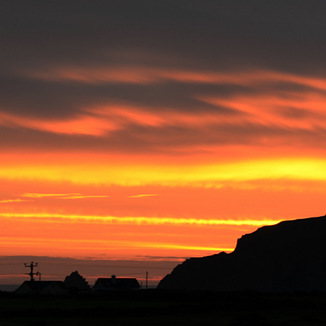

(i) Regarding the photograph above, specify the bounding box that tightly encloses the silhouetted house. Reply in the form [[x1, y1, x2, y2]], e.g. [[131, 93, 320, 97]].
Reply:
[[15, 281, 67, 295], [64, 271, 90, 293], [93, 275, 140, 292]]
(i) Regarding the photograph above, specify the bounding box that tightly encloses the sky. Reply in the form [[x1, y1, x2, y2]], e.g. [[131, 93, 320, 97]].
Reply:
[[2, 0, 326, 286]]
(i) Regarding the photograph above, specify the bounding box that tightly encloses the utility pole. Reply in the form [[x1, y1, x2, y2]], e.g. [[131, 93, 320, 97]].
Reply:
[[146, 271, 148, 289], [24, 261, 38, 281]]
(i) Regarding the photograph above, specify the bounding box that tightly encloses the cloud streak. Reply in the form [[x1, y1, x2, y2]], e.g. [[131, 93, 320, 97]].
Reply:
[[1, 158, 326, 187], [0, 199, 27, 204], [1, 68, 326, 155], [22, 193, 109, 200], [0, 212, 281, 227]]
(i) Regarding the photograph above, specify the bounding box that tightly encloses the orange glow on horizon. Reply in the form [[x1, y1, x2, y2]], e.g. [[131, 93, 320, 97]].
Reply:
[[0, 237, 233, 253]]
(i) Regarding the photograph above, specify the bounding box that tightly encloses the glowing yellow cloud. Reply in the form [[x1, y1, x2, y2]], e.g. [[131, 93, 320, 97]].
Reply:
[[22, 193, 109, 199], [128, 242, 234, 252], [0, 212, 281, 227], [1, 158, 326, 187], [0, 199, 27, 204], [0, 236, 233, 253], [22, 193, 81, 198], [129, 194, 158, 198], [61, 195, 109, 199]]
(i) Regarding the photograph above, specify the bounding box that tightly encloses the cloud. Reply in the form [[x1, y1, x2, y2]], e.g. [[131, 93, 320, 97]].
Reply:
[[1, 67, 326, 155], [2, 1, 326, 73], [0, 106, 114, 138], [61, 195, 109, 200], [22, 193, 109, 200], [0, 199, 27, 204], [22, 193, 82, 198], [1, 157, 326, 188], [201, 92, 326, 130], [129, 194, 158, 198], [1, 0, 326, 123], [0, 211, 281, 227]]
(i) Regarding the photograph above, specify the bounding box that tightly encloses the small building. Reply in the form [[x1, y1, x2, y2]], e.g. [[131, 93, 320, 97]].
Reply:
[[93, 275, 140, 292], [15, 281, 68, 295], [64, 271, 90, 293]]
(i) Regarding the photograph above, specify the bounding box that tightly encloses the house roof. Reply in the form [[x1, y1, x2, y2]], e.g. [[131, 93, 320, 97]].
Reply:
[[15, 281, 66, 293]]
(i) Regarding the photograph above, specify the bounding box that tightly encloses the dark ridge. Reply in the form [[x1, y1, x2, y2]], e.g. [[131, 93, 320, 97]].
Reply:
[[158, 215, 326, 291]]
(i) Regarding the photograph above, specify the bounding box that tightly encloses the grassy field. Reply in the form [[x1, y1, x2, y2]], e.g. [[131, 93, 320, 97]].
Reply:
[[1, 290, 326, 325]]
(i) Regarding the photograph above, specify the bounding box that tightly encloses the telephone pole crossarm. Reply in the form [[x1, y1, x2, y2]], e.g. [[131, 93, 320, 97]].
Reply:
[[24, 261, 39, 282]]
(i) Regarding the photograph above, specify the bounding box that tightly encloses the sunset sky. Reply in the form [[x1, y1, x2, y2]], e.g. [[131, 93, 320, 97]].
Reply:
[[2, 1, 326, 286]]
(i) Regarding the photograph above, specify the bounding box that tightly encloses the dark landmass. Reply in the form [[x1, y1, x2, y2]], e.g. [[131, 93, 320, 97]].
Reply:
[[2, 290, 326, 325], [3, 216, 326, 325], [158, 215, 326, 291]]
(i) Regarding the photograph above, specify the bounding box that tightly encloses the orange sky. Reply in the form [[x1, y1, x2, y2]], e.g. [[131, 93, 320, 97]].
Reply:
[[2, 148, 326, 284], [2, 1, 326, 286]]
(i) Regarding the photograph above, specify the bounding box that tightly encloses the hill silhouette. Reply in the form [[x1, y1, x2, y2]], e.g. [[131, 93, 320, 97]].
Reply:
[[158, 215, 326, 291]]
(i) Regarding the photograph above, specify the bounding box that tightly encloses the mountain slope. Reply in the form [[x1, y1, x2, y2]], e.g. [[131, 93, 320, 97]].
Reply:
[[158, 216, 326, 291]]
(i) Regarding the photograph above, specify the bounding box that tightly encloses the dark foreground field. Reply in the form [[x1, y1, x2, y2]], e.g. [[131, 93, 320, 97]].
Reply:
[[2, 290, 326, 326]]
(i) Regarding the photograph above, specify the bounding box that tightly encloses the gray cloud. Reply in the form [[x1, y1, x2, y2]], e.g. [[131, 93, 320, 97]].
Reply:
[[2, 116, 326, 155], [2, 0, 326, 72], [2, 0, 326, 153], [1, 73, 322, 120]]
